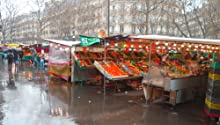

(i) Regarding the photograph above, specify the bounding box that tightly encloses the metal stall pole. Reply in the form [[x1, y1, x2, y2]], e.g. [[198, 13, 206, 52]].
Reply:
[[143, 40, 152, 104], [103, 39, 107, 96], [103, 0, 110, 96], [107, 0, 110, 37], [71, 46, 76, 84]]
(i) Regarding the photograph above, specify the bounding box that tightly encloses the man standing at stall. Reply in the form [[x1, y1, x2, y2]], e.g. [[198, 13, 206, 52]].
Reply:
[[31, 47, 39, 67]]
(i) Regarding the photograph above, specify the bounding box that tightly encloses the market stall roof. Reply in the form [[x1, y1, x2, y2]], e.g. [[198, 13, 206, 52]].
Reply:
[[20, 43, 30, 46], [44, 39, 80, 47], [130, 35, 220, 45], [7, 43, 20, 48]]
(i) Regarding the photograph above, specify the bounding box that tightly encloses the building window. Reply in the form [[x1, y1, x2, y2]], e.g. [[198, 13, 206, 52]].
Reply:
[[132, 16, 136, 22], [120, 15, 124, 21], [120, 24, 124, 33], [132, 24, 136, 34], [111, 16, 115, 22], [120, 4, 125, 10], [141, 4, 145, 11], [111, 26, 115, 33], [140, 27, 144, 34], [112, 5, 115, 10]]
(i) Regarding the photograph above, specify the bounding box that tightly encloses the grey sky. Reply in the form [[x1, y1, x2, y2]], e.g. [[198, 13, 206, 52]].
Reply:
[[1, 0, 39, 18]]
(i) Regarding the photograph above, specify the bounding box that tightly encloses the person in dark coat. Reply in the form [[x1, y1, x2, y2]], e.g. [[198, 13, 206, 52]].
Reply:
[[7, 50, 14, 72], [19, 50, 23, 64]]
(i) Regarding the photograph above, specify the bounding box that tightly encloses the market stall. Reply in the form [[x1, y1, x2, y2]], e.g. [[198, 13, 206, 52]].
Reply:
[[127, 35, 220, 106], [92, 35, 154, 91], [21, 43, 49, 61], [46, 39, 80, 81], [71, 35, 104, 84]]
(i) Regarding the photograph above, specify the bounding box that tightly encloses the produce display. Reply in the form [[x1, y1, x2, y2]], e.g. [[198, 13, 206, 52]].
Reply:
[[74, 45, 215, 80], [121, 61, 142, 76], [74, 51, 103, 68], [94, 61, 128, 80], [161, 52, 211, 78]]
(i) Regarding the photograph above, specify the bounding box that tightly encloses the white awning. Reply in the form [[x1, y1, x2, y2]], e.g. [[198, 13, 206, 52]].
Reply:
[[130, 35, 220, 45], [44, 39, 80, 47]]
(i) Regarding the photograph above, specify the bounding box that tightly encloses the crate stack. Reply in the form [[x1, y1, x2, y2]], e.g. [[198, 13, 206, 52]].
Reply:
[[205, 62, 220, 118]]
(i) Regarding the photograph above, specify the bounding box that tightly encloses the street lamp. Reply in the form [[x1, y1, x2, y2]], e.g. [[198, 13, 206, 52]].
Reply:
[[107, 0, 110, 37], [103, 0, 110, 96]]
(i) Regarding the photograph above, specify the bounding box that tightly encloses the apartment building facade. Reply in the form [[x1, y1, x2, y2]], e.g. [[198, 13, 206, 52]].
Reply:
[[5, 0, 217, 43], [74, 0, 182, 37]]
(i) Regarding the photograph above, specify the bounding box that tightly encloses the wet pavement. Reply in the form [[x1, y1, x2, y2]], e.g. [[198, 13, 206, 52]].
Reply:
[[0, 61, 217, 125]]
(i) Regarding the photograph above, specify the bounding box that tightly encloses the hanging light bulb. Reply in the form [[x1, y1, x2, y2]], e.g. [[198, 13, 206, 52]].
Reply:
[[60, 47, 63, 51], [165, 43, 169, 46], [131, 44, 134, 48], [173, 43, 177, 47], [216, 47, 219, 50], [207, 46, 210, 49], [129, 48, 132, 51], [106, 43, 110, 46], [162, 46, 166, 49], [181, 44, 184, 48], [188, 44, 192, 48], [115, 43, 118, 47], [195, 45, 198, 48], [133, 48, 136, 51], [124, 44, 127, 47], [146, 46, 148, 49], [157, 46, 161, 49], [201, 46, 205, 49], [156, 42, 159, 45], [139, 45, 142, 48], [212, 47, 215, 50], [50, 43, 53, 46]]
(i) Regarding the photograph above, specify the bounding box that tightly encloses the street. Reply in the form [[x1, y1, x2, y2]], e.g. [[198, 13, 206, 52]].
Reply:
[[0, 61, 217, 125]]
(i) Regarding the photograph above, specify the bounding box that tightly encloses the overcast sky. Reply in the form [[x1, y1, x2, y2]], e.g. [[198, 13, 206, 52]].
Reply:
[[1, 0, 40, 17]]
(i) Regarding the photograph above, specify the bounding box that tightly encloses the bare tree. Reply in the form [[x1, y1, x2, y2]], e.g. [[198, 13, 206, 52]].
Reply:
[[206, 0, 220, 38], [30, 0, 48, 39], [45, 0, 76, 39], [0, 0, 19, 42], [131, 0, 164, 34]]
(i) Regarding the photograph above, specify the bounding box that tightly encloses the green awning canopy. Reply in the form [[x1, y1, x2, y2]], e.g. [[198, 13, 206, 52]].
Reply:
[[80, 35, 101, 46]]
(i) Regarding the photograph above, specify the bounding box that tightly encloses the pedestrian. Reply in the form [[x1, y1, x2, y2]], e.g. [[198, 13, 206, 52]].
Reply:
[[19, 50, 23, 64], [12, 49, 19, 73], [7, 50, 14, 73], [3, 51, 7, 63], [31, 47, 39, 67]]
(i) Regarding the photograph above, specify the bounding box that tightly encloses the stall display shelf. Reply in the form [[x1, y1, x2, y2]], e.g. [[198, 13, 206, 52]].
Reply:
[[94, 61, 128, 80], [120, 61, 143, 76], [74, 51, 104, 68], [107, 51, 147, 61], [94, 60, 145, 80], [76, 59, 94, 68], [74, 51, 103, 60]]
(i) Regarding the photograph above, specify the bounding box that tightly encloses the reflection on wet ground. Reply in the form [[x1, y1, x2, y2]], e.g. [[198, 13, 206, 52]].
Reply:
[[0, 61, 217, 125]]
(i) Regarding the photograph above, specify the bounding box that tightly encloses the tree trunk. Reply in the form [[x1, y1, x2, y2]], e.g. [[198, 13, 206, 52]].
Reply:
[[145, 0, 150, 34]]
